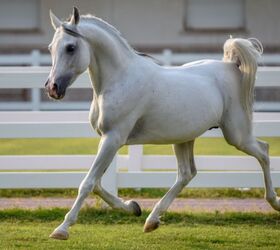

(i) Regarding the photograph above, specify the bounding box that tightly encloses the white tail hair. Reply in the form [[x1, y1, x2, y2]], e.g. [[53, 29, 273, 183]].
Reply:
[[223, 37, 263, 120]]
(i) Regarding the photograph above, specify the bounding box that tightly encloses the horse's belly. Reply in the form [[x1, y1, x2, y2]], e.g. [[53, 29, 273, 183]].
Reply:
[[127, 96, 223, 145], [127, 128, 207, 145]]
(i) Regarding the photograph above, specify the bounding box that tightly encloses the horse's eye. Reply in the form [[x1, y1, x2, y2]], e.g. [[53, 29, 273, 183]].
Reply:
[[66, 44, 76, 54]]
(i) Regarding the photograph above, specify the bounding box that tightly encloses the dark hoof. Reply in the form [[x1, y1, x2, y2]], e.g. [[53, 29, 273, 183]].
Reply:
[[127, 200, 142, 216], [125, 200, 142, 216]]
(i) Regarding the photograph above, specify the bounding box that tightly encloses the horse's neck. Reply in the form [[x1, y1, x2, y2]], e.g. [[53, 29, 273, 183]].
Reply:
[[83, 24, 136, 95]]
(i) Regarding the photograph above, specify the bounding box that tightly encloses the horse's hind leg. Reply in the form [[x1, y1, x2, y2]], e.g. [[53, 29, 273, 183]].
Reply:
[[93, 180, 141, 216], [144, 140, 197, 232], [222, 118, 280, 211], [239, 138, 280, 210]]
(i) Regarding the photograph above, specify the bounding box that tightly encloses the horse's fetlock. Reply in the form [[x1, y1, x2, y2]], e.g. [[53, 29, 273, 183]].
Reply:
[[266, 192, 276, 203], [65, 213, 77, 225]]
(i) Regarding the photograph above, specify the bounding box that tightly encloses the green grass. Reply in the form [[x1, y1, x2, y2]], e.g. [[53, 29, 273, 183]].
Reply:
[[0, 137, 280, 155], [0, 208, 280, 249], [120, 187, 270, 199]]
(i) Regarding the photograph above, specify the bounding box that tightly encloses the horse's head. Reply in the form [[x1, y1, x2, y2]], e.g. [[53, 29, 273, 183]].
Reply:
[[45, 7, 91, 100]]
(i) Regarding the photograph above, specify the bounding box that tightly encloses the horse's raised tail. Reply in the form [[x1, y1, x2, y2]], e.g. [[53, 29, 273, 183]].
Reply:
[[223, 37, 263, 120]]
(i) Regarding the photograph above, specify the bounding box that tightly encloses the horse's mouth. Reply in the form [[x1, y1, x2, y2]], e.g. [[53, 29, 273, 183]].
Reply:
[[48, 89, 66, 100]]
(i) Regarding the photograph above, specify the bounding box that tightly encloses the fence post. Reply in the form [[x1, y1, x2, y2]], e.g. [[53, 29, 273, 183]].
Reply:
[[101, 156, 118, 195], [128, 145, 143, 172], [162, 49, 172, 66], [31, 50, 41, 111]]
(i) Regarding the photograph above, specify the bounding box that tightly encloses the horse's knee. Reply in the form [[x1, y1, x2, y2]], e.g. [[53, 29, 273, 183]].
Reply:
[[78, 179, 94, 198], [178, 177, 189, 187]]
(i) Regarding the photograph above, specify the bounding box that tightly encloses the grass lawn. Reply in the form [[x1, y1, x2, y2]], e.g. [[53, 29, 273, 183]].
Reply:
[[0, 137, 280, 156], [0, 208, 280, 249]]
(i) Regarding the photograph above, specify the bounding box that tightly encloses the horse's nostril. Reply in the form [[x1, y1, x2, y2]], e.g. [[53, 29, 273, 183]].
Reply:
[[51, 83, 58, 91]]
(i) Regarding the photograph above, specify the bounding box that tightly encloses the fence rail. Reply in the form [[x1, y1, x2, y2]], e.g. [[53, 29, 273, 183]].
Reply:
[[0, 67, 280, 193], [1, 49, 280, 66], [0, 50, 280, 111]]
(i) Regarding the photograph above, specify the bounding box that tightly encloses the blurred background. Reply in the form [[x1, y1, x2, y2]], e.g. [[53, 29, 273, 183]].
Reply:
[[0, 0, 280, 111]]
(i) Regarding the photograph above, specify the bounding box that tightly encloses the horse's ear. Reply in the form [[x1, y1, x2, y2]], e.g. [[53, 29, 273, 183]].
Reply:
[[69, 7, 80, 25], [49, 9, 62, 30]]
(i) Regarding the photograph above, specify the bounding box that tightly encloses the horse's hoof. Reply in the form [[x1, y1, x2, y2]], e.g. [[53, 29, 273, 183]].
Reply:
[[267, 196, 280, 211], [125, 200, 142, 216], [143, 218, 160, 233], [49, 229, 69, 240]]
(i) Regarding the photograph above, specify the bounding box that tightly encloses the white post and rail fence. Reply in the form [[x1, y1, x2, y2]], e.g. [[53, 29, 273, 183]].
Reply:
[[0, 66, 280, 194], [1, 50, 280, 111]]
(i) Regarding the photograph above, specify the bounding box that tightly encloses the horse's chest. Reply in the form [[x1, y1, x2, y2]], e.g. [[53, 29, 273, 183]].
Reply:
[[89, 99, 122, 135]]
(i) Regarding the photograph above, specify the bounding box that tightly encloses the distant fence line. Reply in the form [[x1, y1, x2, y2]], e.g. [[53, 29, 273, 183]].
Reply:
[[0, 50, 280, 111], [1, 49, 280, 66]]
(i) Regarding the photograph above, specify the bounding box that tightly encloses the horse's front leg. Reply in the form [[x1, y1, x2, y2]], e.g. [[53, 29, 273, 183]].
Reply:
[[49, 132, 122, 240]]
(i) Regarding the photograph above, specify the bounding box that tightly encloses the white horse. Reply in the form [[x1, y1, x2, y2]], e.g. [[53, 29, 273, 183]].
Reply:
[[45, 7, 279, 240]]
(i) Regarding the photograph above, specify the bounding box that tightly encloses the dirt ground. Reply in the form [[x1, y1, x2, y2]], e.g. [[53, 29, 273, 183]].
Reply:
[[0, 197, 275, 213]]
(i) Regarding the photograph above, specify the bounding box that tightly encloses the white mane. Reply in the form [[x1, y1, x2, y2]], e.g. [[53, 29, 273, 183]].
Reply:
[[80, 15, 135, 53]]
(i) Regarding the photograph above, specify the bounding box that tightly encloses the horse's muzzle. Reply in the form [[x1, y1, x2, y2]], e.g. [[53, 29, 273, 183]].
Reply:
[[44, 77, 68, 100], [45, 75, 71, 100]]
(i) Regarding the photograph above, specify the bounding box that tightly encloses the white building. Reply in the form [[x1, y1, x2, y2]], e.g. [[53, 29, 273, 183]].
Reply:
[[0, 0, 279, 54]]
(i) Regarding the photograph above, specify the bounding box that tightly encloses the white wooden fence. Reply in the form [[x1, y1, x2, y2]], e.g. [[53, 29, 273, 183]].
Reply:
[[1, 50, 280, 111], [0, 67, 280, 193]]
